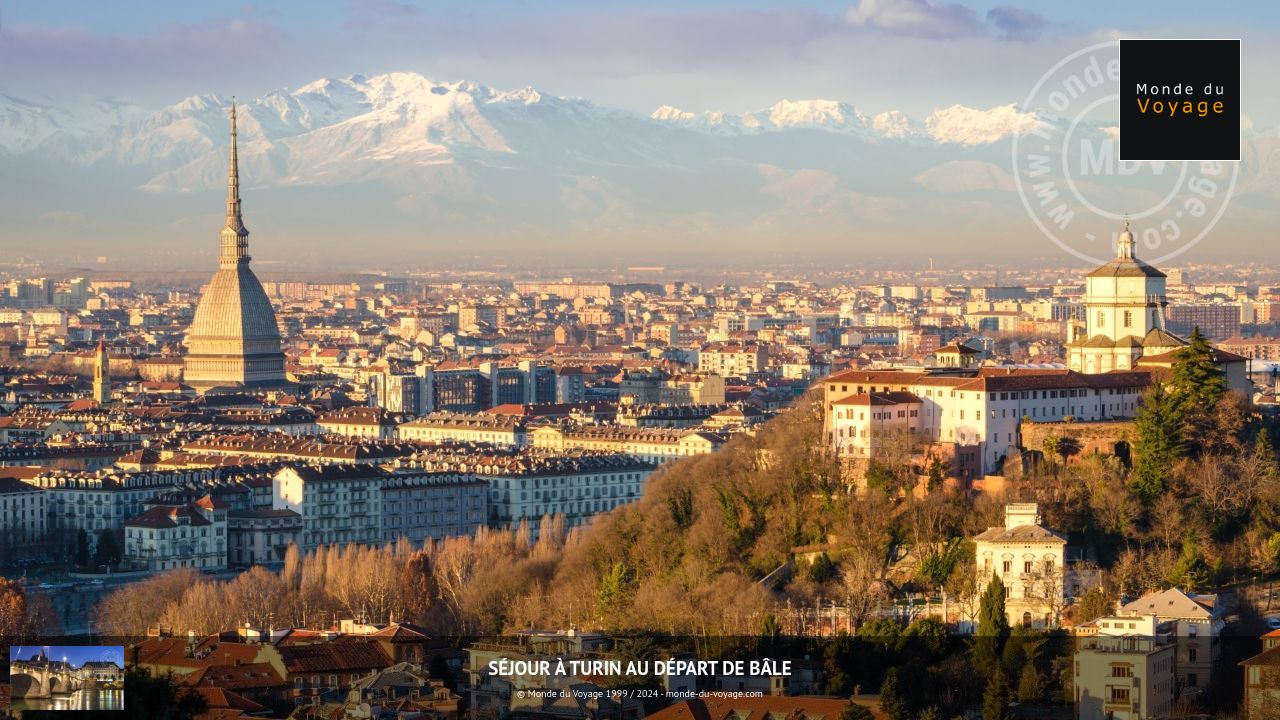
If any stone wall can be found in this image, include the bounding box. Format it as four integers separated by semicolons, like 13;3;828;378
1019;419;1135;467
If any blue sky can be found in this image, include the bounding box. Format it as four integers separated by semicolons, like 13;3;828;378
9;645;124;669
3;0;1277;120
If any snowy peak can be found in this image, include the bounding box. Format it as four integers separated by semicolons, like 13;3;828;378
924;103;1042;146
754;99;869;132
872;110;926;141
648;99;1039;145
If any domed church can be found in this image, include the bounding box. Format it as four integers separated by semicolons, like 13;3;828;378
1067;221;1188;374
183;102;287;392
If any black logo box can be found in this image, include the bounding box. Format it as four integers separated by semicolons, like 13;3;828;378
1119;39;1240;161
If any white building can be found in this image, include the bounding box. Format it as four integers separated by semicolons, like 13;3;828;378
1066;222;1184;374
973;503;1067;629
380;471;488;544
0;477;46;549
1074;614;1176;720
824;368;1148;478
480;454;655;537
398;413;528;447
316;407;400;440
227;508;302;566
1120;588;1224;693
529;425;725;465
124;495;228;572
273;464;384;551
698;342;767;378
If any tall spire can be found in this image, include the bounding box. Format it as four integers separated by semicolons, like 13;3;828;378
219;97;250;268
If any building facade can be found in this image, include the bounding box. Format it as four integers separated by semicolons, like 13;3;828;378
973;503;1067;629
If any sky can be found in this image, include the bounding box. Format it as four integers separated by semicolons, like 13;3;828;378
3;0;1278;120
2;0;1279;269
9;645;124;669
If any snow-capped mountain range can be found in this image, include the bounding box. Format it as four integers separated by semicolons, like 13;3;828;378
0;71;1046;191
0;71;1274;264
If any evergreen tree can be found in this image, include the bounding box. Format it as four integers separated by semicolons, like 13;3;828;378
94;530;120;567
839;705;875;720
74;528;90;567
1017;664;1043;703
808;552;837;583
1166;532;1209;591
1169;327;1227;410
974;573;1010;671
878;668;910;720
1131;381;1185;503
1168;327;1228;454
982;670;1011;720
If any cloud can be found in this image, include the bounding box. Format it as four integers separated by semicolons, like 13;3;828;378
845;0;983;40
985;6;1045;41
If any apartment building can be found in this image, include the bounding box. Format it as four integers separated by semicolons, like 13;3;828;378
1074;614;1177;720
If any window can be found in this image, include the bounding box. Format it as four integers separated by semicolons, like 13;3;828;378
1002;560;1011;573
1109;687;1130;703
1123;310;1133;327
1111;665;1132;678
1097;310;1105;326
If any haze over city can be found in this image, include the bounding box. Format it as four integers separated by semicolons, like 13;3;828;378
2;0;1280;269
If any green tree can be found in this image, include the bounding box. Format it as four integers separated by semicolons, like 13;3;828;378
74;528;91;567
1017;664;1043;703
596;562;634;615
823;634;855;696
839;705;875;720
1168;327;1227;454
903;616;948;660
879;668;911;720
808;552;837;584
1042;436;1060;470
1074;586;1115;625
1169;327;1227;411
975;572;1010;671
94;529;120;567
1166;532;1209;591
982;670;1011;720
1131;381;1185;503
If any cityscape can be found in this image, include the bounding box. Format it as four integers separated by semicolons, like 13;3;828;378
2;2;1280;720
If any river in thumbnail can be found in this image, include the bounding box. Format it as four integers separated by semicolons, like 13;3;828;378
11;689;124;712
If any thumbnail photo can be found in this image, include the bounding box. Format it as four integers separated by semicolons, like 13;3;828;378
7;647;124;714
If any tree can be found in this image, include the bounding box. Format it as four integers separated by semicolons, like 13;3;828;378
975;573;1010;670
74;528;90;567
879;668;911;720
1131;381;1185;503
982;670;1011;720
840;705;874;720
1166;532;1209;591
1168;327;1227;455
0;576;29;636
1074;586;1115;625
808;552;837;584
1017;664;1043;703
1042;436;1061;471
94;530;120;568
